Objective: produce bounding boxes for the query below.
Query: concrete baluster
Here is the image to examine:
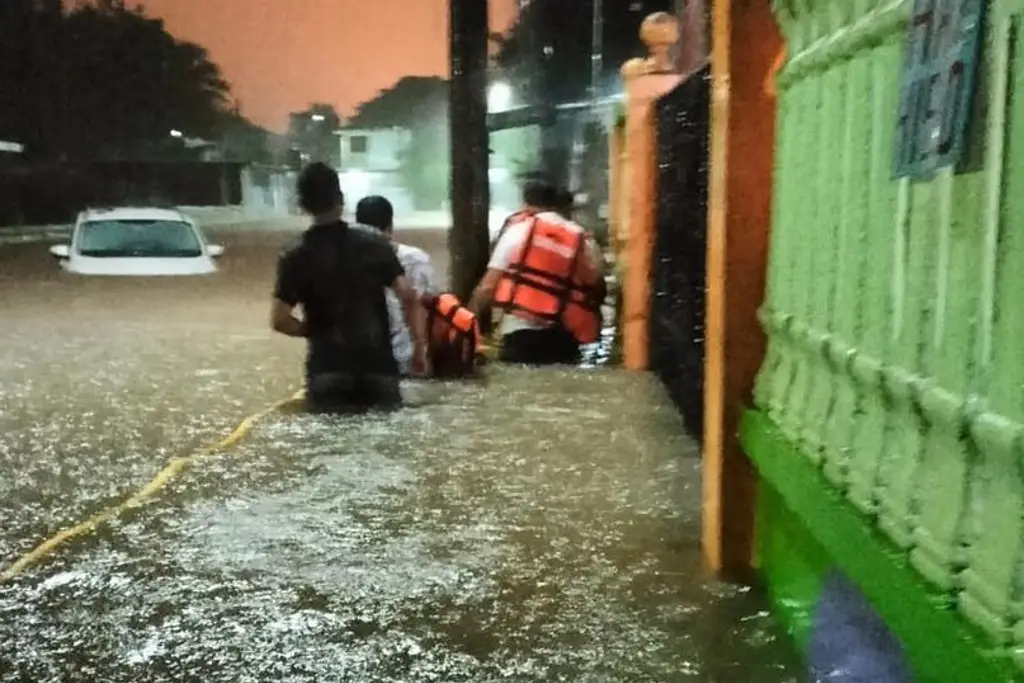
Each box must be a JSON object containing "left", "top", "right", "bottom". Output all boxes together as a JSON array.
[
  {"left": 753, "top": 1, "right": 797, "bottom": 422},
  {"left": 772, "top": 0, "right": 824, "bottom": 452},
  {"left": 845, "top": 7, "right": 904, "bottom": 515},
  {"left": 818, "top": 0, "right": 874, "bottom": 489},
  {"left": 959, "top": 3, "right": 1024, "bottom": 645}
]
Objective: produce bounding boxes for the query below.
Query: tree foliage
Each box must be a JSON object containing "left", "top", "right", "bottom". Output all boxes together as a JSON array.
[
  {"left": 348, "top": 77, "right": 448, "bottom": 130},
  {"left": 349, "top": 77, "right": 450, "bottom": 211},
  {"left": 287, "top": 103, "right": 343, "bottom": 167},
  {"left": 0, "top": 0, "right": 236, "bottom": 160},
  {"left": 219, "top": 108, "right": 273, "bottom": 165},
  {"left": 492, "top": 0, "right": 674, "bottom": 105}
]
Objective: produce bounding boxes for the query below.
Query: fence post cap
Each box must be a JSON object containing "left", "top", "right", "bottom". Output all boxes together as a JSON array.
[{"left": 640, "top": 11, "right": 679, "bottom": 73}]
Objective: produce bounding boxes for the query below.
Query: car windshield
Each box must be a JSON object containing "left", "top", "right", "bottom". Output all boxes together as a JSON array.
[{"left": 77, "top": 219, "right": 203, "bottom": 258}]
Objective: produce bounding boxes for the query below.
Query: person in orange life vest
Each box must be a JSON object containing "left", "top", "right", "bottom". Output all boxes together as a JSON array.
[
  {"left": 470, "top": 178, "right": 605, "bottom": 366},
  {"left": 356, "top": 195, "right": 480, "bottom": 377},
  {"left": 489, "top": 170, "right": 558, "bottom": 254}
]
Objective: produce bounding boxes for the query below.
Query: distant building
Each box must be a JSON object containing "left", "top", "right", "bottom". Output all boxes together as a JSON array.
[
  {"left": 181, "top": 136, "right": 221, "bottom": 162},
  {"left": 341, "top": 77, "right": 450, "bottom": 212},
  {"left": 334, "top": 126, "right": 414, "bottom": 214},
  {"left": 337, "top": 127, "right": 411, "bottom": 173}
]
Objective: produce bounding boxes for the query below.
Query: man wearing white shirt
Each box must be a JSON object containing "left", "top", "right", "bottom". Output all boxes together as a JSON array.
[{"left": 355, "top": 195, "right": 439, "bottom": 375}]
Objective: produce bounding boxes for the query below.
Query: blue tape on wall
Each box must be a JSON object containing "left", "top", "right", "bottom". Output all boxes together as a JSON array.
[{"left": 809, "top": 571, "right": 914, "bottom": 683}]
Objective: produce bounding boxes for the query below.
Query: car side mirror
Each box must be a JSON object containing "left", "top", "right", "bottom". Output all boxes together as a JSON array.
[
  {"left": 207, "top": 244, "right": 225, "bottom": 257},
  {"left": 49, "top": 244, "right": 70, "bottom": 259}
]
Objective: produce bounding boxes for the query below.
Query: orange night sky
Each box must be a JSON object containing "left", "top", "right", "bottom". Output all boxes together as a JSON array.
[{"left": 131, "top": 0, "right": 517, "bottom": 131}]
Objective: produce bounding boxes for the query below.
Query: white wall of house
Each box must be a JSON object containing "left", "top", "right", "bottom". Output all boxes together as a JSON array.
[
  {"left": 240, "top": 167, "right": 296, "bottom": 216},
  {"left": 337, "top": 127, "right": 411, "bottom": 173}
]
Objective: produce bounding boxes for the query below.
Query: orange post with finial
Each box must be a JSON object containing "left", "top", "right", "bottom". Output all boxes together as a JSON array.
[{"left": 619, "top": 12, "right": 683, "bottom": 371}]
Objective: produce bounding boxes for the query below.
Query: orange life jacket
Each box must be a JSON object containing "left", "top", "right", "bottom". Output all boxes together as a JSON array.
[
  {"left": 426, "top": 292, "right": 480, "bottom": 377},
  {"left": 491, "top": 209, "right": 537, "bottom": 251},
  {"left": 493, "top": 214, "right": 601, "bottom": 344}
]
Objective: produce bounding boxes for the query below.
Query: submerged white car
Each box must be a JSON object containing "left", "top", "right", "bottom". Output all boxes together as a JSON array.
[{"left": 49, "top": 207, "right": 224, "bottom": 276}]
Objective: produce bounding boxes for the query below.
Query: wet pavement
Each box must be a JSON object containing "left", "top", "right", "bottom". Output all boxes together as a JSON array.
[{"left": 0, "top": 227, "right": 806, "bottom": 682}]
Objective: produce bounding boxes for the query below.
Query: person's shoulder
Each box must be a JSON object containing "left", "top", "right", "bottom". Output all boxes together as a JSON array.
[
  {"left": 348, "top": 222, "right": 395, "bottom": 253},
  {"left": 395, "top": 242, "right": 431, "bottom": 266},
  {"left": 538, "top": 212, "right": 587, "bottom": 235},
  {"left": 278, "top": 233, "right": 307, "bottom": 262},
  {"left": 536, "top": 210, "right": 578, "bottom": 226},
  {"left": 508, "top": 211, "right": 538, "bottom": 228},
  {"left": 348, "top": 221, "right": 389, "bottom": 243},
  {"left": 499, "top": 216, "right": 532, "bottom": 241}
]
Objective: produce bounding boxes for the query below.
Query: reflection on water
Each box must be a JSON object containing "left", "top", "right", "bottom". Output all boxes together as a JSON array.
[
  {"left": 0, "top": 370, "right": 804, "bottom": 682},
  {"left": 0, "top": 232, "right": 805, "bottom": 682}
]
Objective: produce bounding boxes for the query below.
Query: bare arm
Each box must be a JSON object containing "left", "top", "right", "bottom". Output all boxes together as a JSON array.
[
  {"left": 473, "top": 220, "right": 519, "bottom": 314},
  {"left": 391, "top": 274, "right": 428, "bottom": 352},
  {"left": 469, "top": 268, "right": 504, "bottom": 314},
  {"left": 270, "top": 299, "right": 307, "bottom": 338},
  {"left": 410, "top": 254, "right": 439, "bottom": 308},
  {"left": 271, "top": 252, "right": 306, "bottom": 337}
]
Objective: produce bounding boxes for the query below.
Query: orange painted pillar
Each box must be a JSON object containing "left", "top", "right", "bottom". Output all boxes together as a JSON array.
[
  {"left": 702, "top": 0, "right": 782, "bottom": 578},
  {"left": 619, "top": 13, "right": 683, "bottom": 371}
]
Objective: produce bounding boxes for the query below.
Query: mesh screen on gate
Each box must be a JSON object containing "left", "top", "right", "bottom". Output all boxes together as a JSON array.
[{"left": 649, "top": 64, "right": 710, "bottom": 442}]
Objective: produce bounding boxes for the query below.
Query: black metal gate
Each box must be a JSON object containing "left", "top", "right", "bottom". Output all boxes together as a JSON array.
[{"left": 649, "top": 65, "right": 710, "bottom": 441}]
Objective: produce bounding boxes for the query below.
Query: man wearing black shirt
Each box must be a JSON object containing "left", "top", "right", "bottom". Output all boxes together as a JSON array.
[{"left": 270, "top": 162, "right": 429, "bottom": 412}]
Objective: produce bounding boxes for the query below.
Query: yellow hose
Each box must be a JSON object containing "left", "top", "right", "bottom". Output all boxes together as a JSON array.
[{"left": 0, "top": 388, "right": 306, "bottom": 582}]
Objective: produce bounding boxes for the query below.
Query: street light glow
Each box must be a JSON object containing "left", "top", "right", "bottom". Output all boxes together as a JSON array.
[
  {"left": 311, "top": 114, "right": 326, "bottom": 122},
  {"left": 169, "top": 129, "right": 183, "bottom": 138},
  {"left": 488, "top": 82, "right": 513, "bottom": 113}
]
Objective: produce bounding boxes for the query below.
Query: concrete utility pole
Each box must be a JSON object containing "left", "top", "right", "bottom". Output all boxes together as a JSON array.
[
  {"left": 448, "top": 0, "right": 491, "bottom": 310},
  {"left": 531, "top": 0, "right": 567, "bottom": 185},
  {"left": 591, "top": 0, "right": 603, "bottom": 108}
]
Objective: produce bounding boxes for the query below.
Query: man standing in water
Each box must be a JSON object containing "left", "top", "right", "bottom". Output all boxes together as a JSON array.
[
  {"left": 270, "top": 163, "right": 429, "bottom": 412},
  {"left": 470, "top": 177, "right": 605, "bottom": 366},
  {"left": 354, "top": 194, "right": 438, "bottom": 376}
]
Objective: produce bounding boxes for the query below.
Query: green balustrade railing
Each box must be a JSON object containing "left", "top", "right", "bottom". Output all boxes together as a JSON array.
[{"left": 752, "top": 0, "right": 1024, "bottom": 667}]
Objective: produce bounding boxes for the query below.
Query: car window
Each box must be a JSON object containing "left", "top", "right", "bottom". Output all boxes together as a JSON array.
[{"left": 77, "top": 220, "right": 203, "bottom": 258}]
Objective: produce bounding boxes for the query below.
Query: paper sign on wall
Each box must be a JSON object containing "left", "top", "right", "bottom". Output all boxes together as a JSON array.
[{"left": 893, "top": 0, "right": 985, "bottom": 180}]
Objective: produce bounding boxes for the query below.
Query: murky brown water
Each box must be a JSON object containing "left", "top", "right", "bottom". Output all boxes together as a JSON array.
[{"left": 0, "top": 227, "right": 805, "bottom": 682}]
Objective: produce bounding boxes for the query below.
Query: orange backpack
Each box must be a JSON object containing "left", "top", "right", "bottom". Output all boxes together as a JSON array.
[{"left": 425, "top": 293, "right": 480, "bottom": 378}]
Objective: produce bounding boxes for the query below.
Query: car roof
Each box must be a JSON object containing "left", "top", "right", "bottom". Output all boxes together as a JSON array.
[{"left": 78, "top": 207, "right": 193, "bottom": 223}]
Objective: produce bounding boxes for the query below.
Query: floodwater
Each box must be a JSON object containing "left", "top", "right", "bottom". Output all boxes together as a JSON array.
[{"left": 0, "top": 227, "right": 806, "bottom": 682}]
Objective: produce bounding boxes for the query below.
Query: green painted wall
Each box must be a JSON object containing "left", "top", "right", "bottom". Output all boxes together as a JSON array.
[
  {"left": 747, "top": 412, "right": 1018, "bottom": 683},
  {"left": 749, "top": 0, "right": 1024, "bottom": 674}
]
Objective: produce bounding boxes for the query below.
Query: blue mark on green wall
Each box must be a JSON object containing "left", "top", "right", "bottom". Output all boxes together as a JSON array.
[
  {"left": 809, "top": 571, "right": 914, "bottom": 682},
  {"left": 893, "top": 0, "right": 985, "bottom": 180}
]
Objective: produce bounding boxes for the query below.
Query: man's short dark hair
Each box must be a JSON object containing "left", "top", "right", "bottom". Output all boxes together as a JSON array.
[
  {"left": 355, "top": 195, "right": 394, "bottom": 233},
  {"left": 522, "top": 176, "right": 559, "bottom": 209},
  {"left": 297, "top": 162, "right": 343, "bottom": 216},
  {"left": 555, "top": 189, "right": 575, "bottom": 215}
]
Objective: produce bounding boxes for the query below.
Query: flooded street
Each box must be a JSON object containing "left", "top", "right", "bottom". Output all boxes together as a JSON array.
[{"left": 0, "top": 227, "right": 805, "bottom": 682}]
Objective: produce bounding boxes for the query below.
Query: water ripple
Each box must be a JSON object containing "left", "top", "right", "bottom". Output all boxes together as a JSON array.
[{"left": 0, "top": 234, "right": 806, "bottom": 682}]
